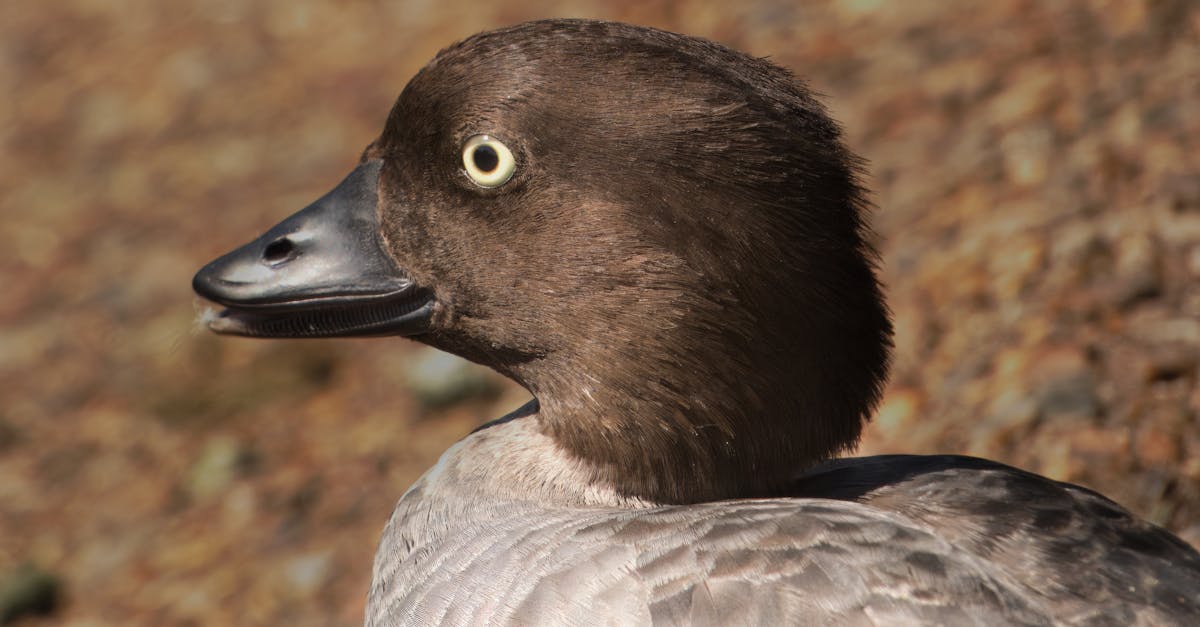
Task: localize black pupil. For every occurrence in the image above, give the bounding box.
[473,145,500,173]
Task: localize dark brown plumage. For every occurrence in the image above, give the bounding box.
[370,20,891,504]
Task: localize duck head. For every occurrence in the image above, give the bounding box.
[194,19,892,504]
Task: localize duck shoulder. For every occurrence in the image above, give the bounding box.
[797,455,1200,623]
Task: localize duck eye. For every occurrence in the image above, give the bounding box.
[461,135,516,188]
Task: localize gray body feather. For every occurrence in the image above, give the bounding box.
[367,414,1200,626]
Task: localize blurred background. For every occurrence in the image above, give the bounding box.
[1,0,1198,624]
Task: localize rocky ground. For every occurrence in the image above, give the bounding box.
[1,1,1197,625]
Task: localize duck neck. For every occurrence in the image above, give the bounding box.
[512,342,848,505]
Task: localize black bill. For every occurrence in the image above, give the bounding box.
[192,159,434,338]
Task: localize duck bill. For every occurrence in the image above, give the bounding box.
[192,159,434,338]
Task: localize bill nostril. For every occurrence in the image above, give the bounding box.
[263,237,296,264]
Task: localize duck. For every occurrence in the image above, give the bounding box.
[192,19,1200,625]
